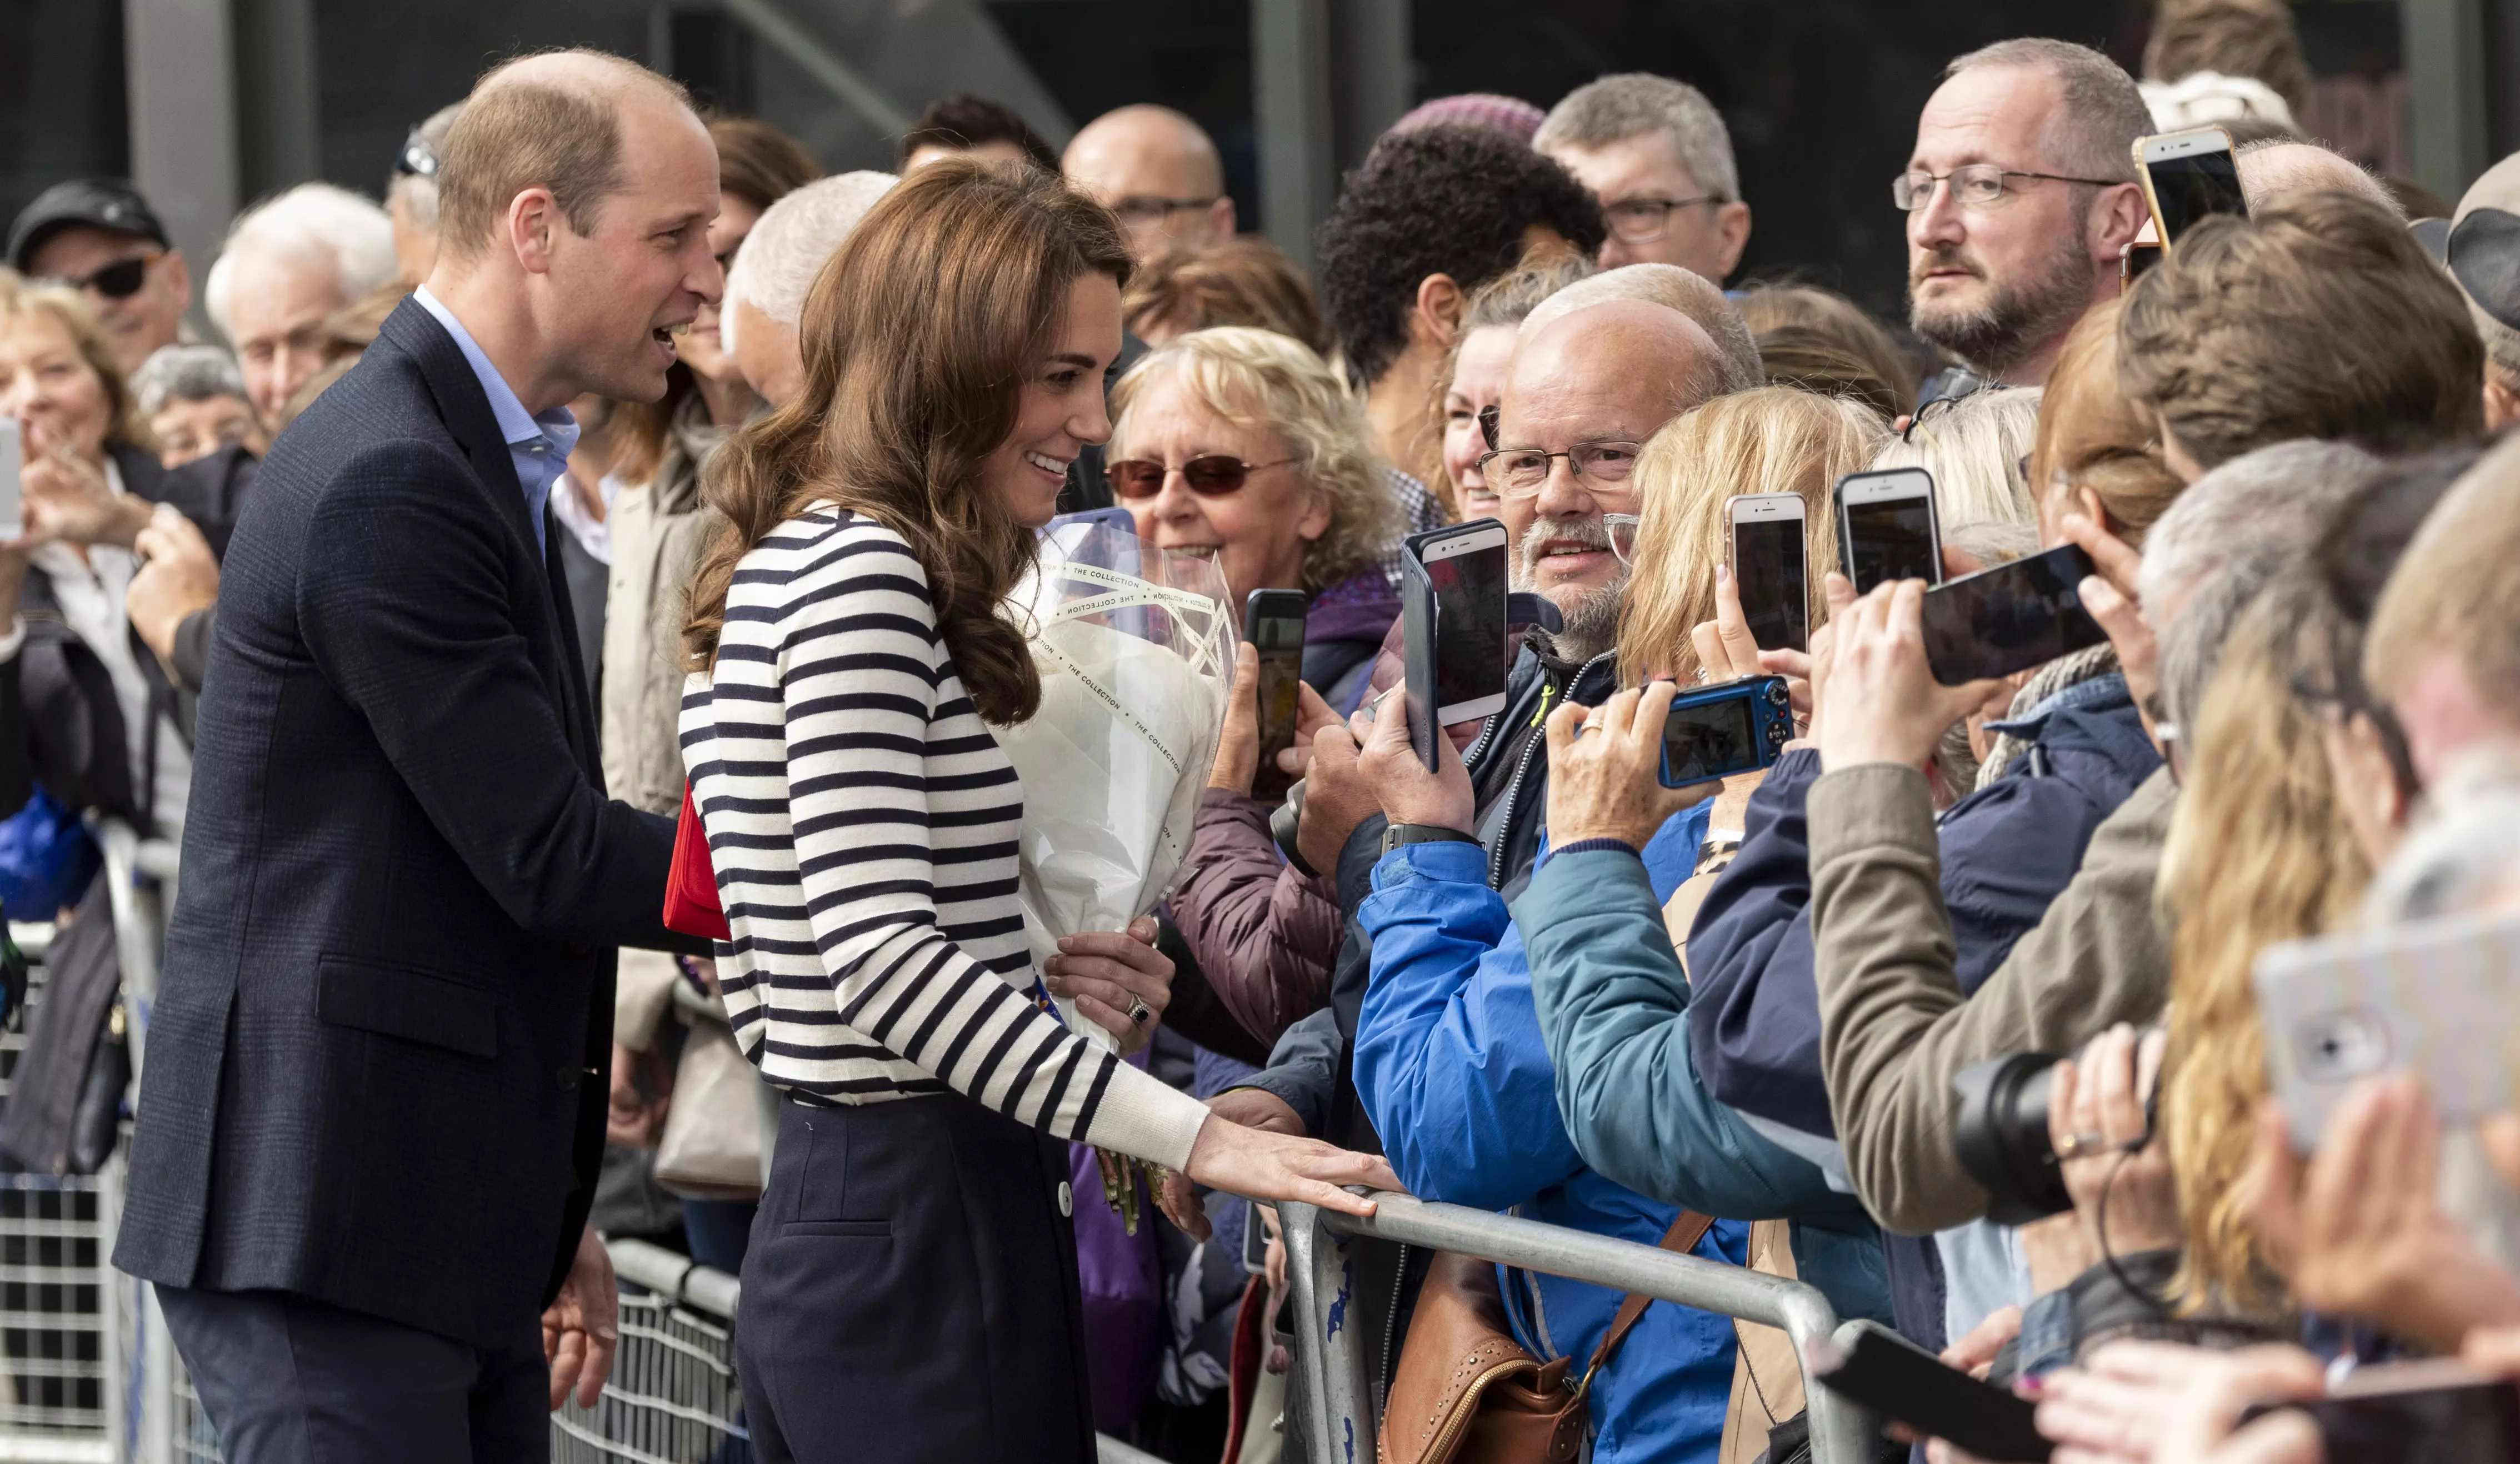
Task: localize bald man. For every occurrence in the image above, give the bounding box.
[116,49,716,1458]
[1063,103,1236,257]
[2235,138,2404,215]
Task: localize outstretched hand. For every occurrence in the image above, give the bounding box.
[1181,1111,1400,1228]
[1816,579,2001,772]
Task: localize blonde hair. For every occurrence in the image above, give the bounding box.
[1419,250,1596,517]
[0,268,149,450]
[2160,574,2371,1317]
[1110,325,1402,593]
[1869,388,2043,533]
[1617,386,1888,686]
[2028,299,2184,549]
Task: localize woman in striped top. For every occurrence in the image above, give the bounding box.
[679,162,1394,1463]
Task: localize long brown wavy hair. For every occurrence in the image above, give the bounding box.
[2159,573,2371,1317]
[682,161,1131,725]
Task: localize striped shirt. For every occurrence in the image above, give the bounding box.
[679,507,1212,1169]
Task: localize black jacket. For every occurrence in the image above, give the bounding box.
[0,442,256,829]
[113,300,688,1350]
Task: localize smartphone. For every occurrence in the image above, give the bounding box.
[1661,675,1795,789]
[1243,589,1309,804]
[1727,494,1808,654]
[2253,905,2520,1150]
[1808,1321,2050,1462]
[1921,544,2107,685]
[1400,521,1511,771]
[2136,127,2248,248]
[0,418,20,540]
[2242,1360,2520,1464]
[1836,468,1942,593]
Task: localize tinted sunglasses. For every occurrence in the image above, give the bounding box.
[48,255,151,300]
[1109,454,1296,499]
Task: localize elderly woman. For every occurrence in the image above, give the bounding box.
[130,344,268,467]
[1117,325,1402,1049]
[0,270,255,841]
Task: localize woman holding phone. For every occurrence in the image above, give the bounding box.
[678,162,1393,1464]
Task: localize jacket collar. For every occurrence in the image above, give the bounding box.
[376,295,543,558]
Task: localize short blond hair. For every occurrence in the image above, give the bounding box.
[2366,433,2520,726]
[0,268,148,450]
[1617,385,1888,685]
[1109,325,1402,593]
[1869,388,2043,533]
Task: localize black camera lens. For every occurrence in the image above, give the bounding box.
[1951,1052,2073,1225]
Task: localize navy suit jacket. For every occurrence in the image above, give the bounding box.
[114,299,688,1348]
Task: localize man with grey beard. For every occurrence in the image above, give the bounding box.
[1900,38,2151,398]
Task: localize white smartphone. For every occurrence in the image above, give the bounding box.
[1413,518,1511,726]
[2253,906,2520,1150]
[0,418,20,540]
[1726,493,1808,654]
[1835,467,1942,593]
[2136,126,2247,248]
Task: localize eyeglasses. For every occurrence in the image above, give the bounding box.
[1901,376,2003,441]
[1109,194,1219,225]
[42,254,153,301]
[1605,513,1642,566]
[1475,440,1644,498]
[1892,165,2122,212]
[1109,454,1296,499]
[1602,194,1722,243]
[395,129,440,181]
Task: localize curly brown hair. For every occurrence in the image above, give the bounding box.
[682,161,1132,725]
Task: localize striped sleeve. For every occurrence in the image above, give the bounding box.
[772,528,1209,1167]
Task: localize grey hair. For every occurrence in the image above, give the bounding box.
[1534,73,1740,203]
[204,183,397,339]
[388,102,464,232]
[1945,519,2042,568]
[128,344,249,417]
[1943,38,2152,182]
[2362,743,2520,922]
[2233,138,2400,217]
[1868,389,2044,531]
[1462,253,1597,334]
[1520,263,1761,394]
[2157,540,2293,731]
[2136,438,2380,610]
[721,171,897,352]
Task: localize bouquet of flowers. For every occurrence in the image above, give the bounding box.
[998,516,1235,1057]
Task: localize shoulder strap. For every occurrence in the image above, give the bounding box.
[1574,1210,1718,1398]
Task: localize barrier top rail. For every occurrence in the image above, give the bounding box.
[1280,1191,1876,1464]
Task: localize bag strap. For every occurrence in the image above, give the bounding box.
[1572,1210,1717,1401]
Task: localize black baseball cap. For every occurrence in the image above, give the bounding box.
[7,179,172,274]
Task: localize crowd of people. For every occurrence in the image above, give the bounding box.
[6,0,2520,1461]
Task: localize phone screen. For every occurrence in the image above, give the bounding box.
[1664,694,1759,786]
[2148,147,2247,241]
[1843,496,1938,592]
[1247,596,1308,801]
[1814,1323,2051,1462]
[1732,517,1808,653]
[1427,542,1509,716]
[1921,544,2106,685]
[0,418,20,541]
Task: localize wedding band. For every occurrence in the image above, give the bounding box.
[2055,1131,2109,1160]
[1128,999,1152,1025]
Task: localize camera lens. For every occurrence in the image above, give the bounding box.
[1951,1052,2073,1225]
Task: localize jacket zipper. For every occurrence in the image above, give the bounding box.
[1379,1241,1411,1418]
[1485,651,1614,890]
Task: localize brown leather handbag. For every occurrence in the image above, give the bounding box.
[1379,1211,1717,1464]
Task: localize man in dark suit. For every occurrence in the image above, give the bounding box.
[113,51,723,1461]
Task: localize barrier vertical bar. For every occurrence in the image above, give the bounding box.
[1277,1200,1373,1464]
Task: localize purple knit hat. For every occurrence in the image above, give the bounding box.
[1386,93,1548,147]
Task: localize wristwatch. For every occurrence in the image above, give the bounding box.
[1382,823,1479,857]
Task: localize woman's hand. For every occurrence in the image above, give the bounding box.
[1543,681,1716,850]
[1181,1114,1399,1226]
[1043,915,1172,1057]
[2059,513,2158,740]
[23,445,147,550]
[2050,1025,2183,1261]
[1817,579,2002,773]
[2246,1076,2520,1352]
[2035,1341,2326,1464]
[1690,564,1767,683]
[1154,1087,1308,1238]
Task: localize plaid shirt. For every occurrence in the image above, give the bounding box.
[1379,467,1447,585]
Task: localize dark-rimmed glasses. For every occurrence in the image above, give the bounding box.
[42,254,153,301]
[1474,440,1643,499]
[1109,454,1297,500]
[1893,165,2122,212]
[1603,194,1722,243]
[1109,195,1219,225]
[395,129,441,181]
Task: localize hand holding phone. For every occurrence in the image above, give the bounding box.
[1921,545,2108,686]
[1808,1321,2049,1462]
[1819,580,2002,771]
[1241,590,1310,802]
[1401,521,1511,771]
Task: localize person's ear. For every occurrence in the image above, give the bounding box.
[2073,482,2112,534]
[1295,483,1333,542]
[1208,196,1237,242]
[161,250,193,314]
[508,188,562,274]
[1410,273,1465,352]
[2096,182,2149,260]
[1711,201,1752,280]
[2483,375,2520,432]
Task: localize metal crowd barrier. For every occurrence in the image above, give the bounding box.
[1279,1192,1876,1464]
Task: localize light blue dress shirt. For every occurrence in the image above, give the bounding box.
[412,286,581,555]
